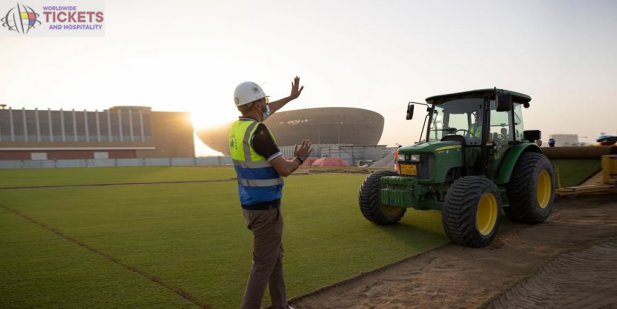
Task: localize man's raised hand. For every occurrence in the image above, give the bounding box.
[290,76,304,99]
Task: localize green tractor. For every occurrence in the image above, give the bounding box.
[359,88,555,247]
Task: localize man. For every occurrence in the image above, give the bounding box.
[229,76,312,309]
[470,112,482,138]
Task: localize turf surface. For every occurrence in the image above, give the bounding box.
[0,168,447,308]
[0,166,236,188]
[551,159,602,187]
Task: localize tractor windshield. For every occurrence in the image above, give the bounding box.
[427,98,484,145]
[513,103,525,141]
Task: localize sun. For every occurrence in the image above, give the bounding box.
[190,110,235,130]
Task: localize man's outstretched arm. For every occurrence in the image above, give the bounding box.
[268,76,304,114]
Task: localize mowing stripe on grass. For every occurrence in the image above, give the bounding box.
[0,203,211,309]
[0,178,237,190]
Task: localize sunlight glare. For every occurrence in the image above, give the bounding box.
[190,109,235,130]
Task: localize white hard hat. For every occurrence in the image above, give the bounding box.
[234,81,267,106]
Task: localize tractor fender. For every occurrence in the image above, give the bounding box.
[495,144,542,185]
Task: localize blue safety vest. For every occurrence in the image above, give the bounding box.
[229,118,283,207]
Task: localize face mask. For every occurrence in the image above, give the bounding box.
[261,104,271,121]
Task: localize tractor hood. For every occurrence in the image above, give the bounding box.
[396,140,464,183]
[398,141,462,155]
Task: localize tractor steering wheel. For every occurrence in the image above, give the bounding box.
[456,129,475,137]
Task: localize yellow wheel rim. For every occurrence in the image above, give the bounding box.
[476,193,498,236]
[537,169,551,209]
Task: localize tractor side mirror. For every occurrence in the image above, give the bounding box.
[496,93,513,112]
[406,103,414,120]
[524,130,541,142]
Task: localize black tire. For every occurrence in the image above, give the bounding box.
[505,152,555,224]
[442,176,502,247]
[359,170,406,225]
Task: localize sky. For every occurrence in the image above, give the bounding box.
[1,0,616,156]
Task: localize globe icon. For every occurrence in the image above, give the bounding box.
[1,3,40,34]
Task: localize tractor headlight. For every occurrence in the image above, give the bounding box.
[410,154,421,162]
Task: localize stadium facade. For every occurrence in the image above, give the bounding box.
[0,106,194,160]
[196,107,385,155]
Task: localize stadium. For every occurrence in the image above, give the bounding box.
[0,106,194,160]
[196,107,385,155]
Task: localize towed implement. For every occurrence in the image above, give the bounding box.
[556,153,617,197]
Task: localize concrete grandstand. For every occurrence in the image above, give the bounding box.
[0,106,194,160]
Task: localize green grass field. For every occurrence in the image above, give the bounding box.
[0,160,598,308]
[0,167,447,308]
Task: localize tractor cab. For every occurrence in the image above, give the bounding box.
[408,89,537,177]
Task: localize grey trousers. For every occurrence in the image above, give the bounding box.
[242,207,287,309]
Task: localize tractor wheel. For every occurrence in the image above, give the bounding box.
[505,152,555,223]
[442,176,502,247]
[359,170,406,225]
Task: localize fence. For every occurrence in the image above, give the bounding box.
[0,156,233,169]
[1,145,393,169]
[279,144,391,166]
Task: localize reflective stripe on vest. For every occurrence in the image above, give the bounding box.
[232,159,271,168]
[229,118,283,206]
[242,121,258,161]
[239,178,284,187]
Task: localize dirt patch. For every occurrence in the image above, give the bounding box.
[290,194,617,309]
[487,240,617,309]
